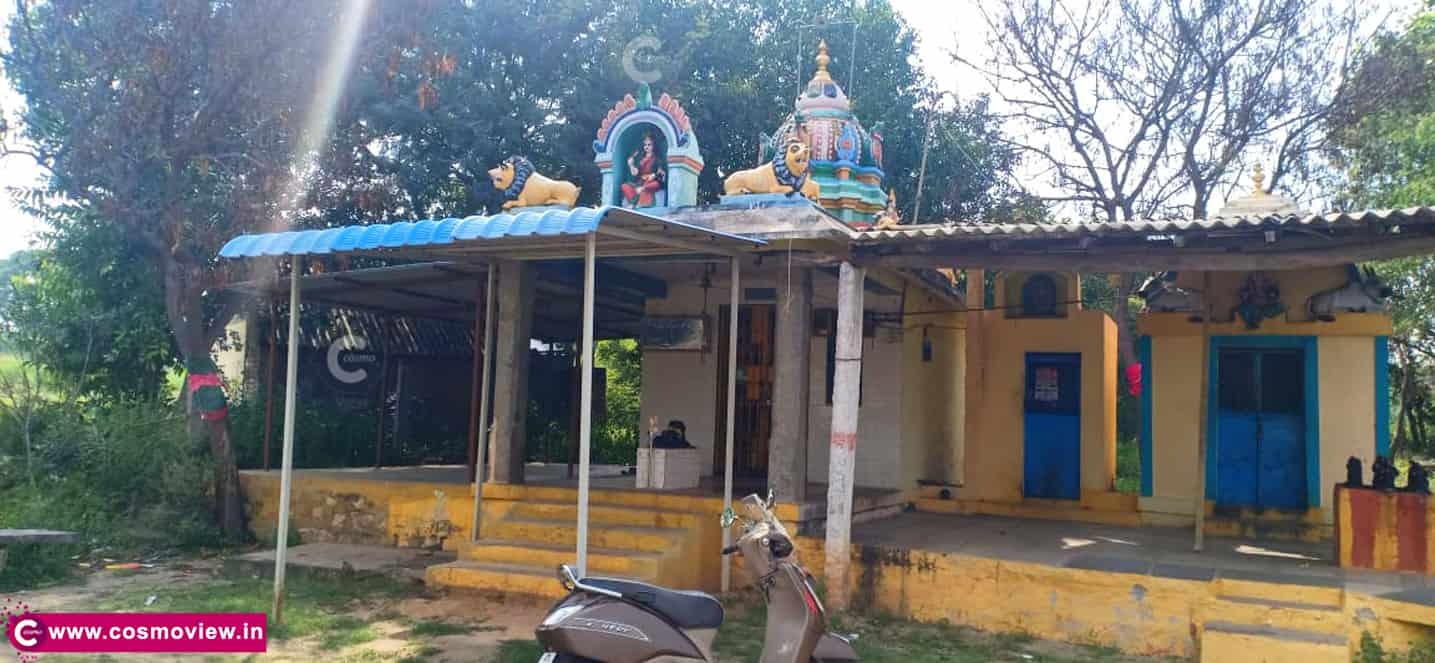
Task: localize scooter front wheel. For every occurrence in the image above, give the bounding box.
[539,654,599,663]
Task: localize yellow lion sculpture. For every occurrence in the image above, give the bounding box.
[488,156,581,210]
[723,140,820,200]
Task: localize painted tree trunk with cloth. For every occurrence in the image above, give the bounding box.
[164,252,246,539]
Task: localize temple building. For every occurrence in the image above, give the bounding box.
[216,40,1435,661]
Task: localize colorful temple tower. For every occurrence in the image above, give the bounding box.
[593,83,704,210]
[761,41,887,228]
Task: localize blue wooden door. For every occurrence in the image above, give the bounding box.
[1216,349,1307,510]
[1024,353,1081,500]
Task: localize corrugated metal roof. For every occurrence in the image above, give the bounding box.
[219,205,763,259]
[854,208,1435,241]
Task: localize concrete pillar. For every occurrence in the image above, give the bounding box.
[490,260,535,484]
[825,262,865,611]
[962,269,985,487]
[769,267,812,503]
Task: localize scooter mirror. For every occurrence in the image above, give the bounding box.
[765,488,776,510]
[557,564,578,591]
[720,507,737,528]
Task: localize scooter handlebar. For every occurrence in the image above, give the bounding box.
[721,544,741,556]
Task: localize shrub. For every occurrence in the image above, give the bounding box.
[0,399,223,588]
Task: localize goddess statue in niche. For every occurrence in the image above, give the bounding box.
[621,131,667,208]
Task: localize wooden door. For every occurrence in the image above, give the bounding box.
[715,304,775,478]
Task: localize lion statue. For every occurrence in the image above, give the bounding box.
[488,156,581,210]
[723,139,820,200]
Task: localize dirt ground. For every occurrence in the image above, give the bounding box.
[14,560,551,662]
[9,559,1176,662]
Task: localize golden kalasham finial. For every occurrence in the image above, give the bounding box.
[813,40,833,83]
[1251,163,1266,195]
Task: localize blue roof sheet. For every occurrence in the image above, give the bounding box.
[219,206,759,259]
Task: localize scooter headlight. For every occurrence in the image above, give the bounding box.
[541,604,583,627]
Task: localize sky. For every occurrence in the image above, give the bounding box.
[0,1,1418,258]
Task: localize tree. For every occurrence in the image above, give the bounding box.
[3,0,348,537]
[961,0,1365,373]
[1328,8,1435,454]
[312,0,1031,226]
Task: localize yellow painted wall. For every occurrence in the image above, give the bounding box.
[901,285,965,486]
[1319,336,1376,505]
[795,535,1435,659]
[1138,268,1392,525]
[240,471,474,551]
[961,305,1118,505]
[1145,335,1203,516]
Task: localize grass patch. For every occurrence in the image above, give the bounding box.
[98,572,421,643]
[407,618,475,637]
[398,644,443,663]
[494,639,545,663]
[1116,436,1140,494]
[710,593,1176,662]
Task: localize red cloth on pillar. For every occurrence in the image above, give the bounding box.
[1124,363,1142,397]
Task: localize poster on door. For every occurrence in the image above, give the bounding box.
[1034,366,1060,402]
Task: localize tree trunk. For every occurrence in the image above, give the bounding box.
[162,252,247,539]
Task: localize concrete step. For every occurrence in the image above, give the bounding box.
[487,518,683,553]
[1215,576,1344,609]
[425,560,571,599]
[459,540,662,578]
[1200,621,1347,663]
[508,501,704,529]
[1199,595,1345,637]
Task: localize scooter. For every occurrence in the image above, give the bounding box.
[534,491,859,663]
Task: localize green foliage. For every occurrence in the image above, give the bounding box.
[0,400,222,589]
[2,218,176,400]
[1332,9,1435,457]
[229,394,382,469]
[315,0,1028,225]
[494,640,545,663]
[1116,437,1141,494]
[1355,631,1435,663]
[595,339,642,465]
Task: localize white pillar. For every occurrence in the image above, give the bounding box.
[576,234,597,577]
[272,264,302,622]
[721,255,741,592]
[470,266,497,543]
[824,262,865,610]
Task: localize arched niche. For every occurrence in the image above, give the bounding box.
[593,85,703,209]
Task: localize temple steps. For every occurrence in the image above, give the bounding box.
[1199,621,1347,663]
[425,561,573,600]
[507,500,705,530]
[486,518,682,553]
[425,498,696,598]
[458,540,663,578]
[1197,578,1348,661]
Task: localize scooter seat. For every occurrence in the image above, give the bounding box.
[583,577,724,629]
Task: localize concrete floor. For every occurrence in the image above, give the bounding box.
[271,463,897,504]
[228,542,455,581]
[850,511,1435,600]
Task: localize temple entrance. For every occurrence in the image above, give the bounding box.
[1215,347,1308,511]
[715,304,774,478]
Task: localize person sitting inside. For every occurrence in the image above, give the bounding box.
[652,420,694,449]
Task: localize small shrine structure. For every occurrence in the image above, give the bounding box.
[754,41,888,228]
[593,82,704,209]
